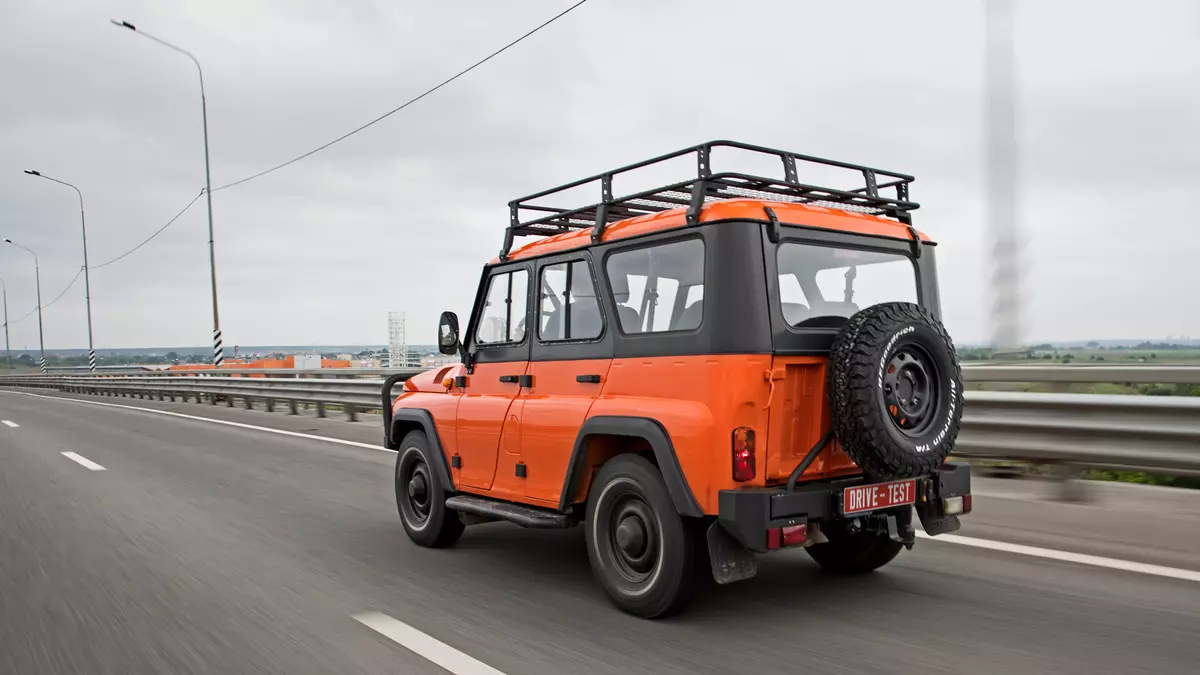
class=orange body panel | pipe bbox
[493,199,933,264]
[453,361,527,490]
[574,354,774,514]
[505,358,613,506]
[392,353,865,515]
[762,356,859,483]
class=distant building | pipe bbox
[420,354,460,367]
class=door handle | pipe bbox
[499,375,520,384]
[576,374,602,384]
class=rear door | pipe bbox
[455,265,532,491]
[764,229,924,481]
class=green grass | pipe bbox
[1082,469,1200,490]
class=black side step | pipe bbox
[445,495,578,529]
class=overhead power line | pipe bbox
[10,266,85,325]
[212,0,591,192]
[90,189,206,270]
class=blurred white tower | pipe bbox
[387,311,408,368]
[986,0,1023,354]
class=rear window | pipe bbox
[605,239,705,334]
[776,243,917,328]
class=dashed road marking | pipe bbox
[2,420,18,428]
[61,451,106,471]
[353,612,507,675]
[917,531,1200,583]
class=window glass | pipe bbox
[475,269,528,344]
[776,243,917,328]
[605,239,705,334]
[539,260,603,341]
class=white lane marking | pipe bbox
[353,612,507,675]
[916,531,1200,583]
[2,420,18,427]
[61,451,106,471]
[0,390,394,454]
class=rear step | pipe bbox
[445,495,578,529]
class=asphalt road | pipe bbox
[2,388,1199,675]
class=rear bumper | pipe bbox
[718,462,972,553]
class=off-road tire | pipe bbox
[806,527,904,574]
[827,302,964,479]
[395,430,463,548]
[586,455,695,619]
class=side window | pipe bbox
[539,260,603,342]
[475,269,529,345]
[605,239,705,334]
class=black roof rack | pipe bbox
[502,140,920,259]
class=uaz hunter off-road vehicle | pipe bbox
[383,141,970,618]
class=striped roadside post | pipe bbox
[213,328,224,367]
[88,349,97,371]
[39,356,47,373]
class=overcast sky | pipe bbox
[1,0,1197,351]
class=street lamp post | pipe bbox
[25,170,97,371]
[5,240,45,372]
[111,19,224,366]
[0,275,10,370]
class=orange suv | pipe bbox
[383,141,970,618]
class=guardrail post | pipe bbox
[226,395,235,408]
[244,396,253,411]
[209,393,217,405]
[265,398,275,413]
[345,403,357,422]
[288,400,298,415]
[316,401,327,418]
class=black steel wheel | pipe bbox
[395,431,463,548]
[828,302,964,479]
[586,455,694,619]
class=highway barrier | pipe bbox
[2,365,1198,475]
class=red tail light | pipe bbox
[732,427,756,482]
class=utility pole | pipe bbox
[25,170,97,370]
[111,19,224,366]
[0,275,10,370]
[5,240,45,372]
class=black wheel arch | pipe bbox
[389,408,455,493]
[561,416,703,518]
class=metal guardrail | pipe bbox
[0,373,415,421]
[959,391,1200,475]
[1,366,1198,474]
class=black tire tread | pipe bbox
[827,302,963,479]
[397,430,464,548]
[586,454,695,619]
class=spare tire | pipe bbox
[827,302,963,479]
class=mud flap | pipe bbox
[916,503,961,536]
[707,522,757,585]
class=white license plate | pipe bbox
[842,479,917,516]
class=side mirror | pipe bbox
[438,311,461,355]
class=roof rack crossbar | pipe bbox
[501,141,919,257]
